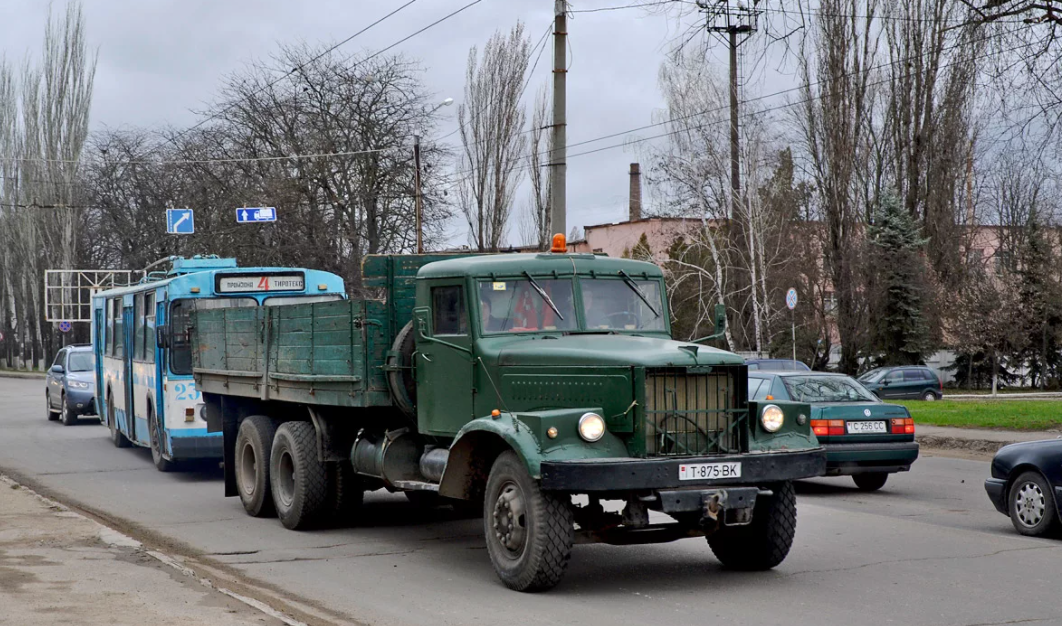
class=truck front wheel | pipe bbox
[707,481,797,571]
[236,415,277,517]
[483,451,574,592]
[270,421,328,530]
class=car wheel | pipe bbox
[236,416,278,518]
[148,410,176,472]
[922,391,938,401]
[46,393,59,421]
[1008,471,1061,537]
[484,451,574,592]
[853,473,889,491]
[61,393,78,426]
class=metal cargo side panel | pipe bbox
[363,299,393,406]
[268,300,366,407]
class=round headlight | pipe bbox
[761,404,785,432]
[578,412,606,442]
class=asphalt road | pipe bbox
[1,376,1060,626]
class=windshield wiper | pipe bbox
[618,270,660,317]
[523,272,564,321]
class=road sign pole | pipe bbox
[792,310,796,363]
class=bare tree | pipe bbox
[796,0,882,373]
[458,23,530,252]
[520,85,551,250]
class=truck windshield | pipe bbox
[782,375,879,403]
[581,278,666,331]
[478,279,577,333]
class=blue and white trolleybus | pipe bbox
[91,256,346,471]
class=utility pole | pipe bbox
[414,134,423,254]
[702,1,760,217]
[550,0,568,240]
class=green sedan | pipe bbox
[748,371,919,491]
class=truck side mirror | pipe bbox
[156,326,169,349]
[713,303,726,336]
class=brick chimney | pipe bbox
[629,163,642,222]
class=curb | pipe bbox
[917,435,1020,455]
[0,371,46,380]
[0,473,307,626]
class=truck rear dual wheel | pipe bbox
[707,481,797,571]
[270,421,329,530]
[236,415,278,518]
[483,451,574,592]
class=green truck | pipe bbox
[192,249,826,591]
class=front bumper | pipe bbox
[539,448,826,492]
[821,441,919,475]
[65,389,98,415]
[984,477,1008,514]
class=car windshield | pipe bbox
[782,375,879,403]
[580,278,666,331]
[478,279,577,333]
[859,368,886,382]
[67,352,94,372]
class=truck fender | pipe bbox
[438,415,541,501]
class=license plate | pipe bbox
[678,462,741,481]
[846,420,887,434]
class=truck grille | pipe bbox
[644,368,746,456]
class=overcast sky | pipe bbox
[1,1,785,246]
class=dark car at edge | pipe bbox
[985,439,1062,537]
[858,365,943,401]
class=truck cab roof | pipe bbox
[415,252,664,280]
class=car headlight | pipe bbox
[761,404,784,432]
[578,412,606,442]
[68,381,91,390]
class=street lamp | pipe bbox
[415,97,454,254]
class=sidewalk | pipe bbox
[0,475,293,626]
[917,424,1062,455]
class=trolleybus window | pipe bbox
[144,292,156,364]
[112,298,124,358]
[134,294,145,361]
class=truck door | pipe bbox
[415,283,475,436]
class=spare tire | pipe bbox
[387,321,417,418]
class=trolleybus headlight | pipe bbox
[578,412,606,442]
[761,404,785,432]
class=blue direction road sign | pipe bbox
[236,207,277,223]
[166,208,195,234]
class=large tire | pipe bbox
[329,460,364,524]
[707,481,797,571]
[1008,471,1061,537]
[483,451,574,592]
[270,421,328,530]
[853,472,889,491]
[148,409,176,472]
[386,321,417,418]
[46,393,59,421]
[235,415,278,518]
[108,394,131,448]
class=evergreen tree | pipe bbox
[1015,209,1062,388]
[867,193,933,365]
